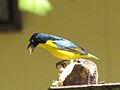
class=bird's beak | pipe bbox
[27,44,35,54]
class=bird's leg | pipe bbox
[56,60,67,69]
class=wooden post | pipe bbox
[52,59,98,86]
[48,59,120,90]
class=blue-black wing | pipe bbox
[52,39,88,55]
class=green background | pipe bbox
[0,0,120,90]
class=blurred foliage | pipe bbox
[18,0,52,16]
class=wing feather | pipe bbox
[52,39,88,55]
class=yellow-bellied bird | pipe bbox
[27,33,99,62]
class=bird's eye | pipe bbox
[31,40,34,43]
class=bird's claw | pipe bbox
[56,60,67,69]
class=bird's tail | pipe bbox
[88,53,100,60]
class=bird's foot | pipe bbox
[56,60,67,69]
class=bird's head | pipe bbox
[27,33,49,54]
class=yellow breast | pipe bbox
[37,40,81,60]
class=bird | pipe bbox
[27,33,99,60]
[27,33,99,63]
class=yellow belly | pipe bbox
[48,48,81,60]
[37,41,81,60]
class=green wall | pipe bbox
[0,0,120,90]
